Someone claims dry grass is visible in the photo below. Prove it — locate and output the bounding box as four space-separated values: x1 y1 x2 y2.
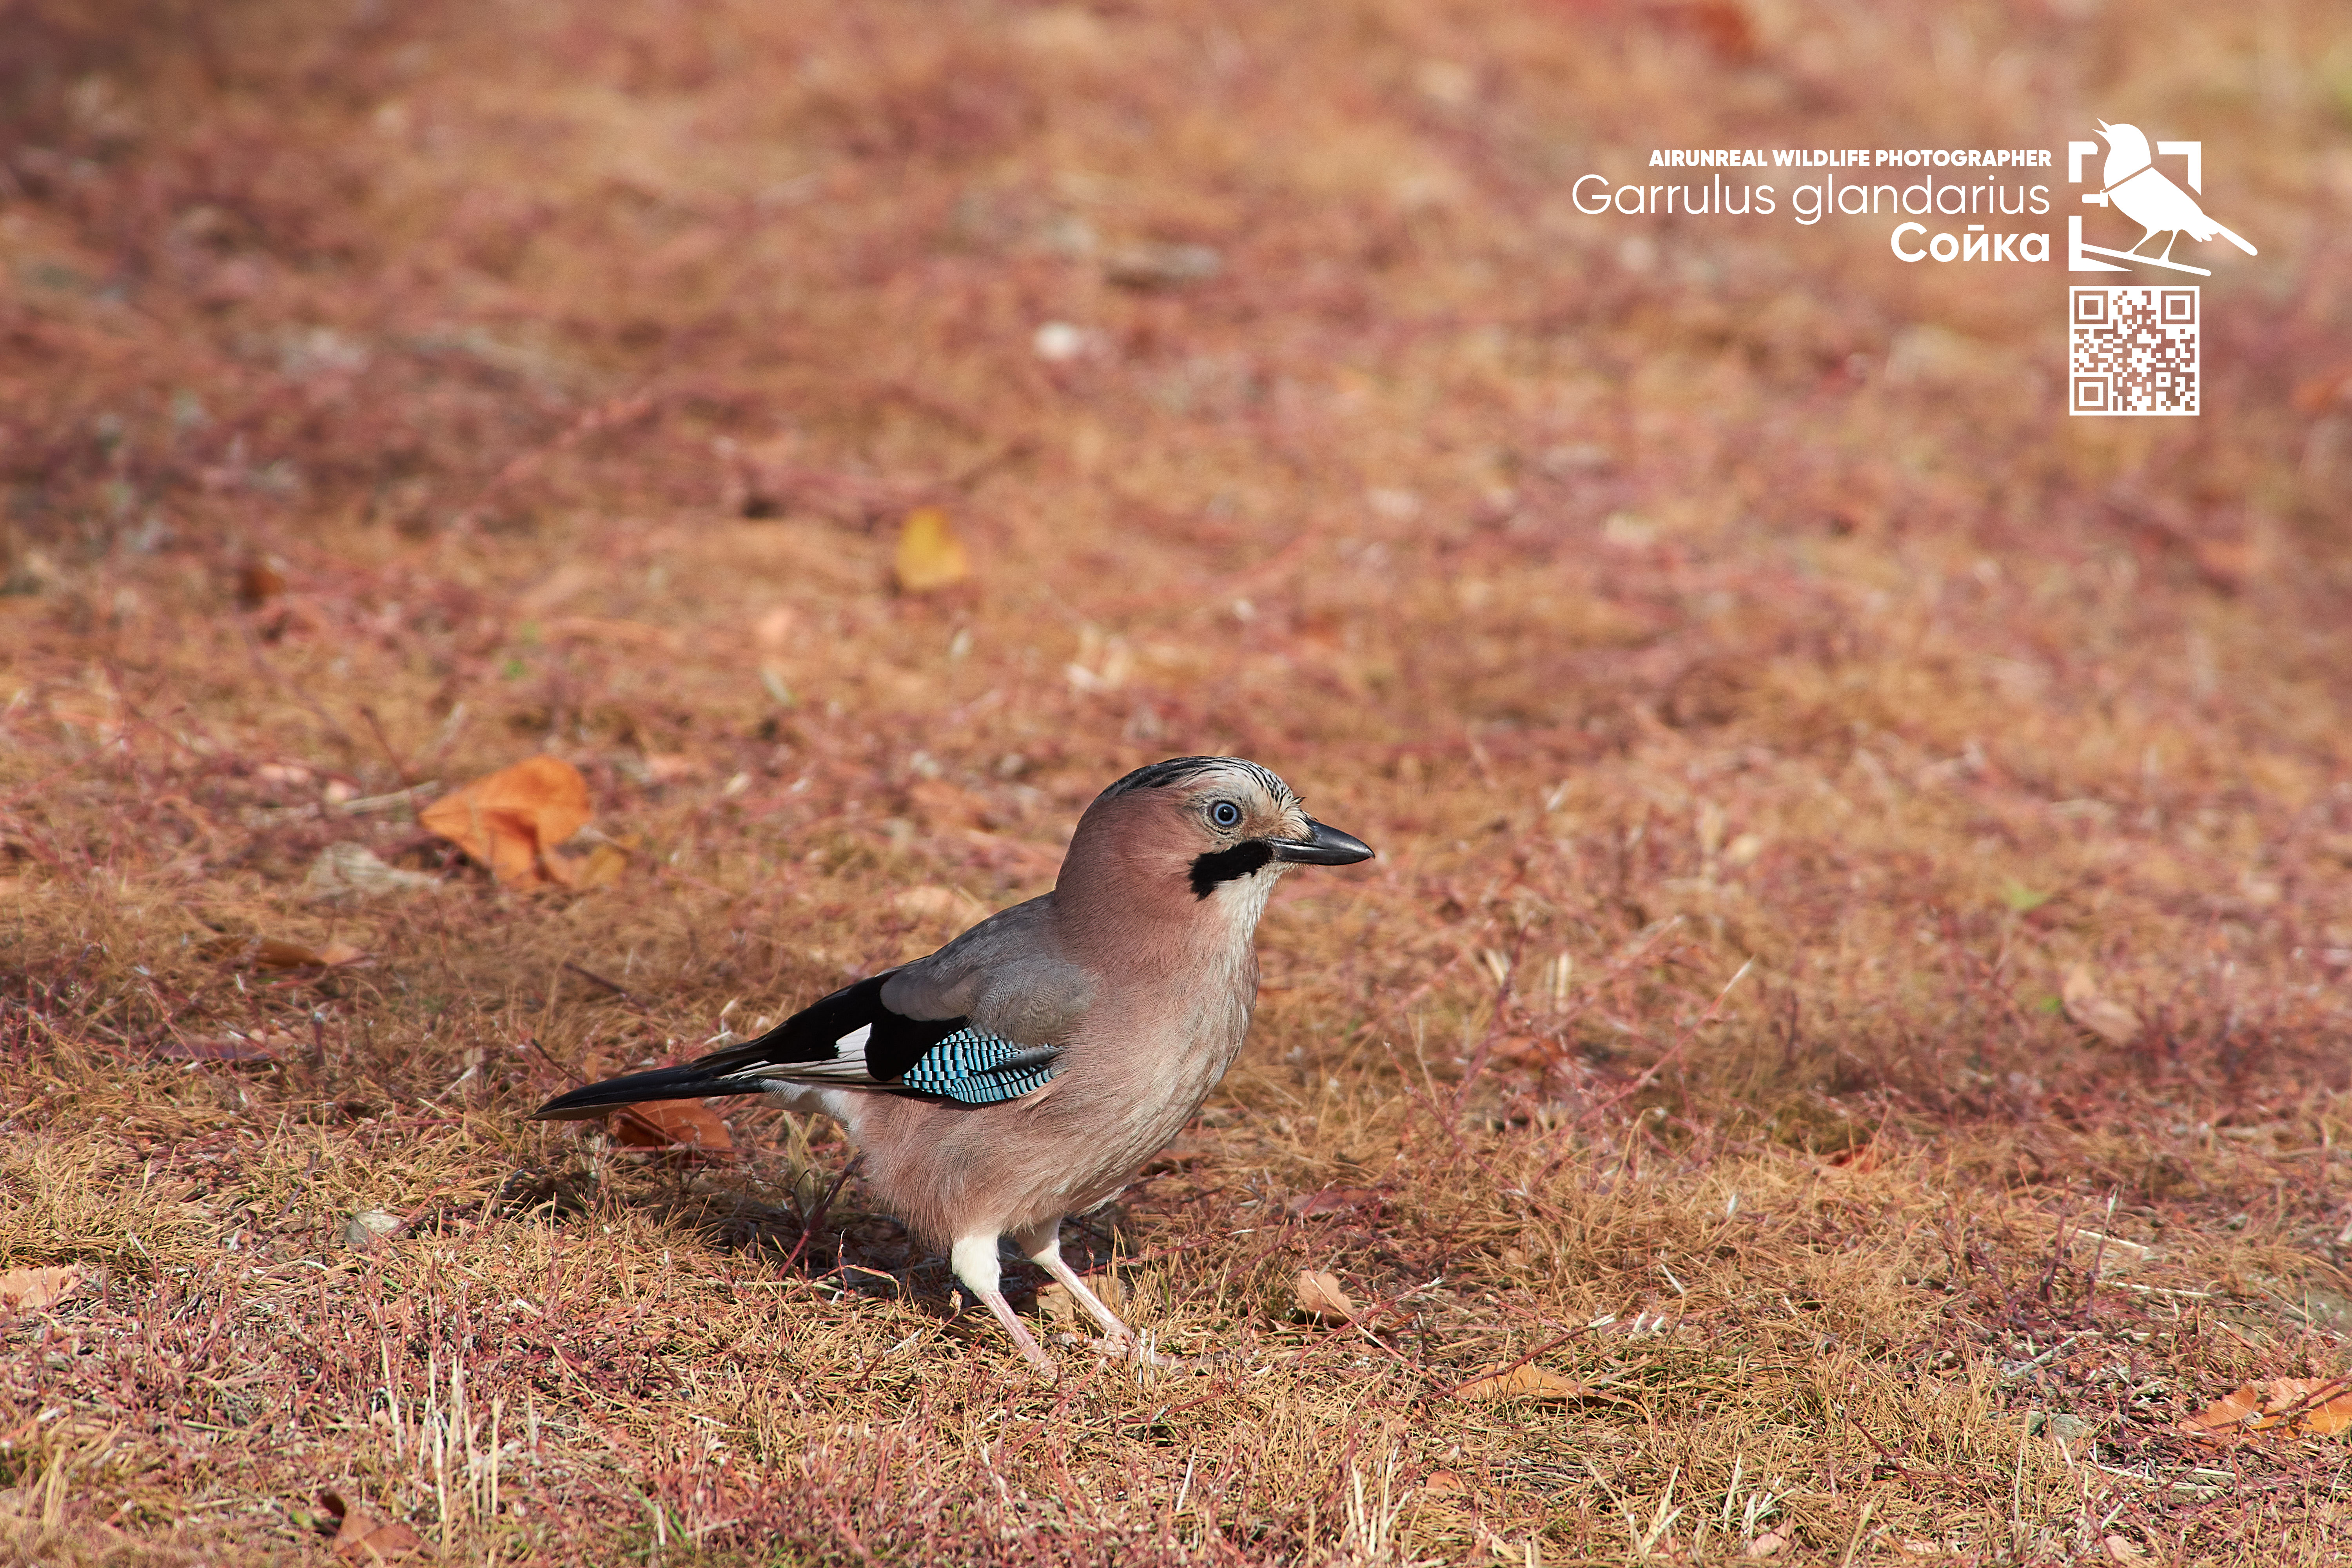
5 0 2352 1561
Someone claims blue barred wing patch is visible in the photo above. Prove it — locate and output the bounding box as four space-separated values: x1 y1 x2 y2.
899 1027 1062 1105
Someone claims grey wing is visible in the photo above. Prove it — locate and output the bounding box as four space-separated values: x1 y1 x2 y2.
880 892 1098 1045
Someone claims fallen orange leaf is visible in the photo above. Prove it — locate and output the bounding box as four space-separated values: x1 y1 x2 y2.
2062 964 2142 1046
1454 1363 1602 1402
1285 1186 1379 1217
1293 1269 1357 1323
893 506 971 593
1824 1136 1882 1173
544 840 628 889
421 755 593 888
610 1100 734 1159
0 1265 82 1316
2309 1391 2352 1436
209 936 370 970
2183 1377 2352 1441
318 1490 425 1562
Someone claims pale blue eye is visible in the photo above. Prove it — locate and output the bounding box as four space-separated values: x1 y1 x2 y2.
1210 800 1242 828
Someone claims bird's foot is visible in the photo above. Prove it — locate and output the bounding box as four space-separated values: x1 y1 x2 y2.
1054 1330 1193 1371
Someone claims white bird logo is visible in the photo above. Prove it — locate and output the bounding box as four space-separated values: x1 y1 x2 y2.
2086 120 2257 264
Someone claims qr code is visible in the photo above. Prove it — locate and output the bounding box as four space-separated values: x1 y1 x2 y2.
2070 287 2198 416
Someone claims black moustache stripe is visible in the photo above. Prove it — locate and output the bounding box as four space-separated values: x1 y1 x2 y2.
1189 841 1274 899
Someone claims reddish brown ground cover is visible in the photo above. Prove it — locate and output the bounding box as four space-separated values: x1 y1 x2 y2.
4 1 2351 1561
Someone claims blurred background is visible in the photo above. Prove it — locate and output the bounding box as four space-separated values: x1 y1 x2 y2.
4 0 2352 1559
4 0 2345 1076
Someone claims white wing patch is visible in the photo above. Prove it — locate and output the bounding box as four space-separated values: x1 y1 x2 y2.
703 990 1060 1105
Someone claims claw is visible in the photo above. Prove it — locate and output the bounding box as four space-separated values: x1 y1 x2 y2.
1053 1330 1192 1371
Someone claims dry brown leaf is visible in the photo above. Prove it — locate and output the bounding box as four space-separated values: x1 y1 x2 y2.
893 506 971 593
2306 1389 2352 1436
1293 1269 1357 1323
420 755 593 888
2182 1382 2261 1436
344 1211 402 1251
2105 1535 2148 1563
610 1100 734 1159
1038 1281 1076 1326
0 1265 82 1316
1453 1363 1596 1402
236 557 287 607
1746 1530 1790 1559
319 1490 425 1562
1285 1187 1379 1217
1037 1274 1129 1328
2062 964 2142 1045
2183 1377 2352 1441
1823 1136 1882 1173
1422 1468 1467 1495
209 935 371 970
543 840 627 889
1488 1033 1552 1065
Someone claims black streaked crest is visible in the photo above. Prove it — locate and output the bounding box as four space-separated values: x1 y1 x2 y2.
1104 756 1295 806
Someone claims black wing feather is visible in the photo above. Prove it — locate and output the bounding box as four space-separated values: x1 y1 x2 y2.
701 974 962 1080
533 972 1060 1118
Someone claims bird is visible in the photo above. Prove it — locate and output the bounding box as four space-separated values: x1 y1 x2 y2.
534 756 1373 1372
2090 120 2256 263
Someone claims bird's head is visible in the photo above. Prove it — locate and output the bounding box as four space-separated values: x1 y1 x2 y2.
2095 120 2152 167
1060 756 1373 928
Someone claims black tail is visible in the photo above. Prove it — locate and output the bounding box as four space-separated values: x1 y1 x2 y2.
534 1065 764 1121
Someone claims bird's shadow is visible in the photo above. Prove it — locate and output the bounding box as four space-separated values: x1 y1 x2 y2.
498 1158 1132 1323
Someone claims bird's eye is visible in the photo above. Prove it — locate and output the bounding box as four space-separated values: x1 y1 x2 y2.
1209 800 1242 829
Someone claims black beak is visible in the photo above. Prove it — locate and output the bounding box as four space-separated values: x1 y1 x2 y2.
1268 818 1374 866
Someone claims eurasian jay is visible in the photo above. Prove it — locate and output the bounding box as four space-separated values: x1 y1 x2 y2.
534 756 1373 1370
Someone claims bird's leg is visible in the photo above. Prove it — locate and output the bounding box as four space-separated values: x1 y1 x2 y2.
2159 230 2180 263
949 1234 1053 1373
1016 1220 1187 1369
1015 1219 1136 1346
